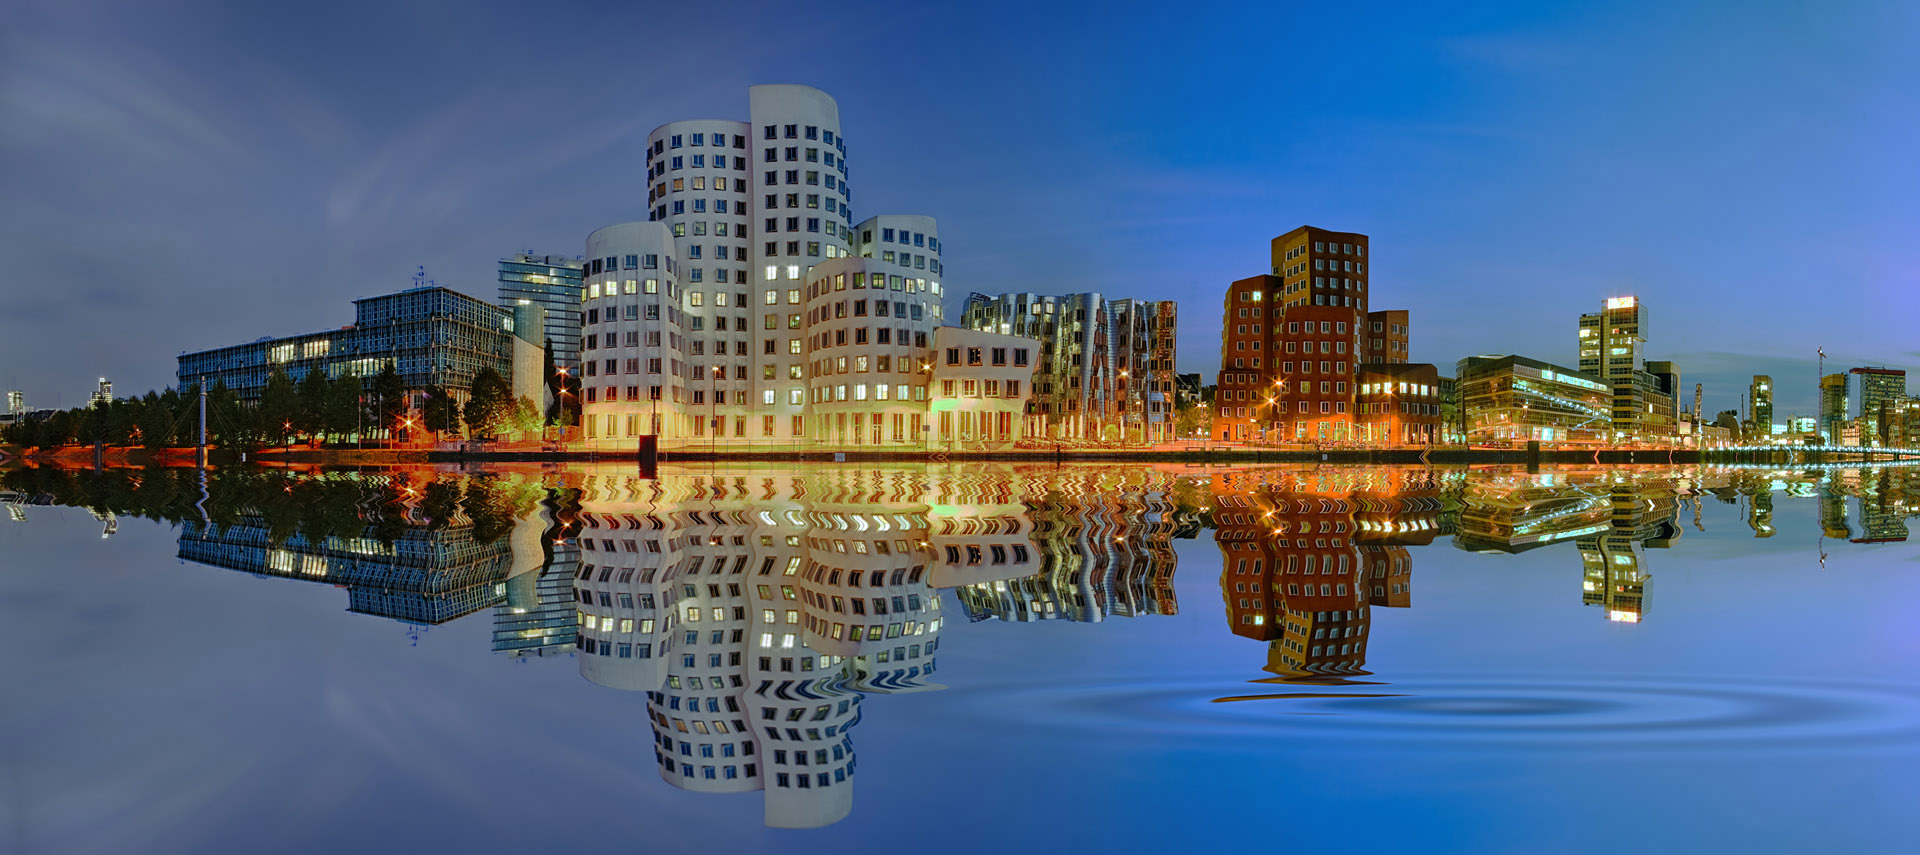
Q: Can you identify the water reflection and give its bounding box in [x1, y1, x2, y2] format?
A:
[4, 462, 1918, 829]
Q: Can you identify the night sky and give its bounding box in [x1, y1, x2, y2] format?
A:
[3, 0, 1915, 419]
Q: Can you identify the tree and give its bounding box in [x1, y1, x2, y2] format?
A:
[462, 368, 515, 439]
[1175, 402, 1209, 438]
[507, 395, 543, 438]
[296, 369, 331, 441]
[260, 369, 299, 447]
[206, 381, 261, 450]
[134, 391, 169, 450]
[371, 363, 407, 439]
[422, 385, 460, 439]
[324, 374, 361, 442]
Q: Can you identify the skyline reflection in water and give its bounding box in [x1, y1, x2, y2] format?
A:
[2, 462, 1917, 847]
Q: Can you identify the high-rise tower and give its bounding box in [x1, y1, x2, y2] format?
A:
[1748, 375, 1773, 437]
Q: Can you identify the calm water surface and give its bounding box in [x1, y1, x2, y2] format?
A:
[3, 463, 1918, 854]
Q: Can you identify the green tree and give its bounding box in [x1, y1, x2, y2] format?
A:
[324, 374, 362, 442]
[134, 391, 170, 450]
[295, 369, 331, 442]
[260, 369, 299, 447]
[462, 368, 515, 439]
[1175, 402, 1209, 438]
[371, 362, 407, 439]
[206, 381, 262, 450]
[507, 395, 543, 438]
[422, 384, 460, 439]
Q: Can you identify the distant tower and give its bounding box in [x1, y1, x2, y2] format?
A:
[1749, 375, 1773, 436]
[1693, 383, 1702, 423]
[1578, 297, 1645, 440]
[1819, 373, 1849, 442]
[89, 377, 112, 407]
[6, 390, 22, 417]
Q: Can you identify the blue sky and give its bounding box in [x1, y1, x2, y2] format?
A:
[2, 0, 1915, 418]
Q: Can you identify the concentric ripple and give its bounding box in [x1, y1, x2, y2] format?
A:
[954, 673, 1920, 750]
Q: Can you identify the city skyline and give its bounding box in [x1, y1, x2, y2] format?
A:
[4, 1, 1916, 419]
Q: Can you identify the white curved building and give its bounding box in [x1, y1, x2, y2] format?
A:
[580, 85, 1036, 449]
[579, 222, 687, 440]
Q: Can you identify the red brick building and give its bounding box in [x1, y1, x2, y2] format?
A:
[1212, 226, 1440, 444]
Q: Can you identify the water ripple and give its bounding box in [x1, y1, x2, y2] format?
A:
[954, 673, 1920, 750]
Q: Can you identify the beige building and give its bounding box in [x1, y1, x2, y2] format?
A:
[927, 327, 1039, 450]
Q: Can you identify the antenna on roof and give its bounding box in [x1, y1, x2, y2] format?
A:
[413, 266, 427, 288]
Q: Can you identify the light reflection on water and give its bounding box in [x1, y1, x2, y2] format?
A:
[2, 462, 1917, 851]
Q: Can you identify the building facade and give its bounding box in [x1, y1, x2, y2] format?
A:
[1820, 373, 1849, 442]
[577, 85, 1029, 448]
[958, 292, 1177, 441]
[1748, 375, 1773, 438]
[1211, 226, 1438, 444]
[1851, 367, 1907, 446]
[1456, 354, 1612, 444]
[1577, 297, 1678, 442]
[497, 253, 585, 369]
[176, 286, 544, 406]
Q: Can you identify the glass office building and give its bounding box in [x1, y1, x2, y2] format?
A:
[497, 253, 585, 369]
[175, 286, 537, 403]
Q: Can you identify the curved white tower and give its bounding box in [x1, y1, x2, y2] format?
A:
[802, 255, 938, 445]
[578, 85, 1032, 449]
[580, 221, 685, 442]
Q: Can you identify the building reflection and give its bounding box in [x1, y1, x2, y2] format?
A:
[566, 465, 1041, 829]
[1452, 470, 1682, 623]
[951, 468, 1183, 623]
[1575, 485, 1681, 623]
[173, 473, 549, 625]
[15, 461, 1920, 828]
[1211, 467, 1437, 681]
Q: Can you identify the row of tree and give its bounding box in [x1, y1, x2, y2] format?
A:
[2, 364, 541, 450]
[1, 466, 545, 546]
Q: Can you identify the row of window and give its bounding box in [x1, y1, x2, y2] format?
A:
[650, 154, 747, 177]
[761, 123, 840, 146]
[762, 146, 847, 173]
[943, 346, 1030, 367]
[810, 299, 926, 323]
[657, 132, 747, 152]
[810, 328, 931, 352]
[811, 383, 928, 404]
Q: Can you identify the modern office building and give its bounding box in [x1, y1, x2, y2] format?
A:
[1577, 297, 1679, 442]
[1820, 373, 1849, 443]
[1456, 355, 1611, 444]
[1748, 375, 1773, 438]
[1210, 226, 1438, 443]
[6, 390, 22, 418]
[575, 223, 1033, 447]
[1356, 362, 1442, 445]
[1436, 376, 1464, 445]
[577, 85, 1033, 448]
[89, 378, 112, 407]
[176, 286, 545, 407]
[959, 292, 1177, 441]
[497, 253, 585, 369]
[1851, 367, 1907, 446]
[925, 327, 1038, 448]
